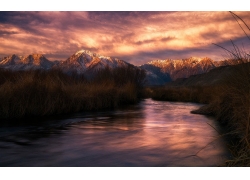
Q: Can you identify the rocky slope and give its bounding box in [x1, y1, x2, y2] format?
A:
[54, 50, 130, 73]
[0, 50, 131, 74]
[0, 54, 54, 70]
[0, 50, 248, 86]
[140, 57, 247, 85]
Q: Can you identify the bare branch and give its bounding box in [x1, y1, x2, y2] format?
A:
[212, 43, 239, 59]
[229, 11, 250, 42]
[230, 11, 250, 31]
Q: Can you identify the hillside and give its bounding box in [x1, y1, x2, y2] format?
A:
[54, 50, 131, 74]
[0, 54, 54, 70]
[1, 51, 248, 86]
[164, 61, 250, 87]
[139, 57, 246, 85]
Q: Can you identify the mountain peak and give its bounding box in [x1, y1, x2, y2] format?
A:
[0, 54, 21, 66]
[58, 50, 130, 73]
[21, 54, 48, 64]
[75, 49, 91, 55]
[74, 49, 101, 57]
[30, 54, 45, 58]
[74, 49, 113, 60]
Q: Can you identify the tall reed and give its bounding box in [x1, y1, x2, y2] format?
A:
[0, 66, 146, 120]
[150, 12, 250, 166]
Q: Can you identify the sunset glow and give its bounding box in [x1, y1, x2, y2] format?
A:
[1, 1, 250, 169]
[1, 11, 250, 65]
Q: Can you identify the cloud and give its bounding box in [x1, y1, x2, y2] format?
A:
[0, 30, 18, 35]
[1, 11, 250, 64]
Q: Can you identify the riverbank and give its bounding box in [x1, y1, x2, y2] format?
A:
[150, 62, 250, 166]
[0, 67, 145, 120]
[0, 64, 248, 166]
[0, 99, 229, 167]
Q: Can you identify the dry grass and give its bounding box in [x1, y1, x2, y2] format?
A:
[150, 62, 250, 166]
[150, 12, 250, 166]
[151, 85, 223, 104]
[194, 63, 250, 166]
[215, 63, 250, 166]
[0, 66, 145, 120]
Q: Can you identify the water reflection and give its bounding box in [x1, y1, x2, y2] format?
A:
[0, 99, 230, 166]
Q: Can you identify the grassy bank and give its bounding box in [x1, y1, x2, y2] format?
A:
[151, 85, 224, 104]
[0, 66, 145, 120]
[150, 62, 250, 166]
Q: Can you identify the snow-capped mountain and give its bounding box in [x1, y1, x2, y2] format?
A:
[140, 57, 245, 85]
[20, 54, 54, 70]
[0, 54, 54, 70]
[55, 50, 130, 73]
[0, 54, 21, 66]
[0, 54, 20, 66]
[0, 50, 248, 86]
[0, 50, 132, 73]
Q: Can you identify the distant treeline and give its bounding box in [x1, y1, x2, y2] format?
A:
[0, 66, 146, 119]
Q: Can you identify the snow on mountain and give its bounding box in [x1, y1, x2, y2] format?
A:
[0, 50, 247, 86]
[0, 54, 21, 66]
[20, 54, 54, 69]
[56, 49, 131, 73]
[0, 54, 54, 70]
[140, 57, 245, 85]
[0, 50, 132, 74]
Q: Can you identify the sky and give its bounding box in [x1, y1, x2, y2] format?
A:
[1, 11, 250, 65]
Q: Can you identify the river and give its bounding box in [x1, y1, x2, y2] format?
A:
[0, 99, 231, 166]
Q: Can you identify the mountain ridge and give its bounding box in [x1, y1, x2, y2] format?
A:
[0, 50, 247, 85]
[0, 54, 53, 70]
[139, 57, 248, 85]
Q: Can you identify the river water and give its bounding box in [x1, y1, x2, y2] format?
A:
[0, 99, 230, 167]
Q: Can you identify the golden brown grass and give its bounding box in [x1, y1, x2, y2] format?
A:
[151, 85, 223, 104]
[214, 63, 250, 166]
[151, 11, 250, 166]
[149, 62, 250, 166]
[0, 66, 145, 119]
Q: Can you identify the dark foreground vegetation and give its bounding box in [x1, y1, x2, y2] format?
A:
[150, 61, 250, 166]
[0, 66, 145, 119]
[151, 12, 250, 166]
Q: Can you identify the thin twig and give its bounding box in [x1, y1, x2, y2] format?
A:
[194, 135, 221, 156]
[229, 12, 250, 43]
[230, 11, 250, 31]
[206, 122, 220, 134]
[212, 43, 239, 58]
[230, 39, 241, 59]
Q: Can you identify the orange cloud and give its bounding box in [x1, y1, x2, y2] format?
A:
[0, 11, 250, 65]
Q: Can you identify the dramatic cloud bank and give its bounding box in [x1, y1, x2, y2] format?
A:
[0, 11, 250, 65]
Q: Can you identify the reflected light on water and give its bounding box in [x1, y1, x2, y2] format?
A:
[0, 99, 230, 166]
